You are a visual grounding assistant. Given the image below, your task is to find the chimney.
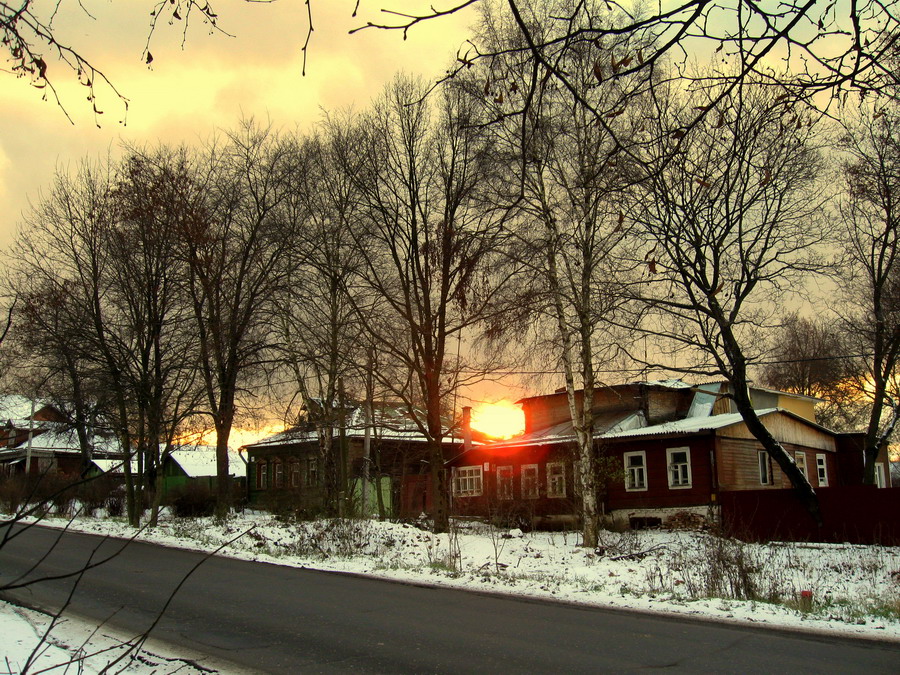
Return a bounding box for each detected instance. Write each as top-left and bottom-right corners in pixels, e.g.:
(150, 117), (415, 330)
(462, 406), (472, 452)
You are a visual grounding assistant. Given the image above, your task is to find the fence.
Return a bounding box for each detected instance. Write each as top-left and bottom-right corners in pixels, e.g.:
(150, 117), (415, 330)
(720, 486), (900, 545)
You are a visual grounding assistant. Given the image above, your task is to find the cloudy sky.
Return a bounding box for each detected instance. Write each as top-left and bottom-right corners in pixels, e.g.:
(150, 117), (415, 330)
(0, 1), (477, 250)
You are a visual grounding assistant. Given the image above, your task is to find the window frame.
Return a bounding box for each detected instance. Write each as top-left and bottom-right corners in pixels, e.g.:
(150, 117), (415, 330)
(256, 460), (268, 490)
(666, 447), (692, 489)
(875, 462), (886, 488)
(795, 452), (808, 479)
(624, 451), (647, 492)
(758, 451), (773, 486)
(273, 459), (284, 488)
(307, 456), (318, 487)
(816, 453), (829, 487)
(547, 461), (566, 498)
(289, 459), (301, 488)
(452, 465), (483, 497)
(496, 465), (513, 500)
(521, 463), (539, 499)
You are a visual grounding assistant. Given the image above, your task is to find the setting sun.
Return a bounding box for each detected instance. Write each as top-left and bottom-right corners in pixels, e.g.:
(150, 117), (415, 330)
(470, 400), (525, 439)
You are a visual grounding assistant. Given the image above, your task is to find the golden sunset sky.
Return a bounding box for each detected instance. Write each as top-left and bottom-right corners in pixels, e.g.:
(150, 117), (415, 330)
(0, 1), (477, 250)
(0, 1), (538, 433)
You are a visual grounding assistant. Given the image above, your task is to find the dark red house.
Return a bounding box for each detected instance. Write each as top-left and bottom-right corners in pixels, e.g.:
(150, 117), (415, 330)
(447, 381), (888, 529)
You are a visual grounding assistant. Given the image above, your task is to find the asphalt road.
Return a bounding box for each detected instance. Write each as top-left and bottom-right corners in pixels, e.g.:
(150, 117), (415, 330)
(1, 524), (898, 673)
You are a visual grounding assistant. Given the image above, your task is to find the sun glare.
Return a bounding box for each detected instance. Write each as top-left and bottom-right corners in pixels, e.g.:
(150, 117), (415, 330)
(470, 400), (525, 439)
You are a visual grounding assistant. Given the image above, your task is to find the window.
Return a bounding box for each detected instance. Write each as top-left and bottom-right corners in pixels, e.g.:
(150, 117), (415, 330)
(795, 452), (808, 479)
(816, 454), (829, 487)
(273, 459), (284, 488)
(666, 447), (692, 489)
(290, 459), (301, 488)
(307, 456), (319, 487)
(875, 462), (886, 488)
(547, 462), (566, 498)
(256, 460), (267, 489)
(624, 451), (647, 491)
(521, 464), (539, 499)
(452, 465), (483, 497)
(496, 465), (513, 500)
(758, 451), (772, 485)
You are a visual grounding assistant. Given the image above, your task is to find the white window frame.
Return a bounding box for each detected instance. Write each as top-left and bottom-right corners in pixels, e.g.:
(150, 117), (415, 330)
(521, 463), (539, 499)
(666, 447), (692, 489)
(816, 453), (829, 487)
(496, 465), (513, 500)
(452, 465), (483, 497)
(547, 462), (566, 498)
(256, 460), (268, 490)
(794, 452), (808, 479)
(758, 451), (772, 485)
(290, 459), (301, 488)
(273, 459), (284, 488)
(875, 462), (886, 488)
(624, 451), (647, 492)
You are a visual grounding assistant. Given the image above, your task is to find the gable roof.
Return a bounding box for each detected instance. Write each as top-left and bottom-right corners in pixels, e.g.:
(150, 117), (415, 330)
(167, 445), (244, 478)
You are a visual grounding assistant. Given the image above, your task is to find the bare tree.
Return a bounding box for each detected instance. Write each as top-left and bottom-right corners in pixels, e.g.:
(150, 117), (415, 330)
(360, 0), (900, 130)
(183, 122), (299, 518)
(837, 104), (900, 484)
(759, 312), (868, 432)
(467, 1), (643, 547)
(273, 129), (370, 513)
(9, 149), (204, 527)
(626, 82), (832, 517)
(336, 75), (511, 533)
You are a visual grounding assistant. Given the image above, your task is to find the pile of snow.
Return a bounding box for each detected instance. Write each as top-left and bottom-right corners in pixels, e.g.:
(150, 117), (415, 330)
(0, 600), (225, 674)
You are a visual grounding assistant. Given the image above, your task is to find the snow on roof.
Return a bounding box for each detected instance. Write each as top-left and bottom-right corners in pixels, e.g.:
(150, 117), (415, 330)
(603, 409), (780, 439)
(639, 379), (695, 389)
(90, 458), (138, 474)
(168, 445), (244, 478)
(19, 429), (122, 455)
(485, 411), (646, 449)
(244, 414), (468, 449)
(0, 395), (40, 422)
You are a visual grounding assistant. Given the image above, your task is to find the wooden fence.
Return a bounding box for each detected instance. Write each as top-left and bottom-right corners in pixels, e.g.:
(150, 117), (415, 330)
(720, 486), (900, 545)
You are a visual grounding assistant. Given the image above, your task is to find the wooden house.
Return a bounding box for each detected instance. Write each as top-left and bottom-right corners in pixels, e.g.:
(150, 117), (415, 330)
(159, 445), (246, 498)
(448, 380), (882, 529)
(243, 402), (473, 518)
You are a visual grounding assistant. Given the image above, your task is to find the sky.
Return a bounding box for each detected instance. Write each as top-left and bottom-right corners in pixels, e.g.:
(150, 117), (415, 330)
(0, 1), (538, 434)
(0, 1), (479, 251)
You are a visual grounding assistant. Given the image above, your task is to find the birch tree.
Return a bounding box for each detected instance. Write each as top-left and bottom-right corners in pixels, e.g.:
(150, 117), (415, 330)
(470, 1), (644, 547)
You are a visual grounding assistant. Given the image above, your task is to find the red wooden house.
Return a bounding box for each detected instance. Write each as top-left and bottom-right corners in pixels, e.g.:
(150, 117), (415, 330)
(448, 381), (889, 529)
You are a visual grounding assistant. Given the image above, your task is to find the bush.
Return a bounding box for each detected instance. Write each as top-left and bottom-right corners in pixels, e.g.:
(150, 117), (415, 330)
(263, 488), (328, 522)
(106, 488), (126, 517)
(0, 476), (28, 514)
(167, 482), (216, 518)
(76, 475), (117, 517)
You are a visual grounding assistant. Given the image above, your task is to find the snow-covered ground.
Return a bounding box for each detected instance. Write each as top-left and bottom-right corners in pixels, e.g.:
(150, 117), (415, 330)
(4, 512), (899, 672)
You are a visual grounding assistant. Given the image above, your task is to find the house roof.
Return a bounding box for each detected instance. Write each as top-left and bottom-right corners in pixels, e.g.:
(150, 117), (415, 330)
(90, 458), (138, 474)
(0, 428), (122, 455)
(167, 445), (244, 478)
(602, 409), (777, 440)
(485, 410), (646, 450)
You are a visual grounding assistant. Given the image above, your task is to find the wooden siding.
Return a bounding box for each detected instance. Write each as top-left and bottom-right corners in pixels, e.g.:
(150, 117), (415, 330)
(775, 395), (817, 422)
(715, 438), (837, 491)
(718, 413), (835, 451)
(604, 436), (716, 511)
